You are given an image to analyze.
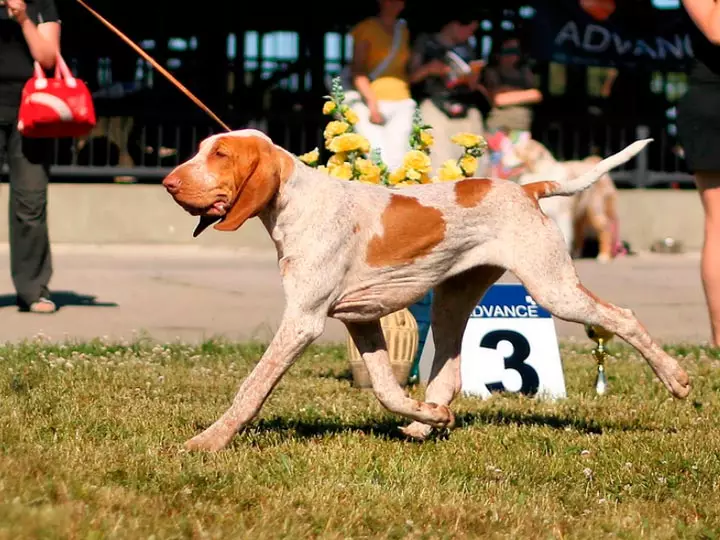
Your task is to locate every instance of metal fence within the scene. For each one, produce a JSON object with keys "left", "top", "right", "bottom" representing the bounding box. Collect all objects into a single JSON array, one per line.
[{"left": 1, "top": 109, "right": 694, "bottom": 188}]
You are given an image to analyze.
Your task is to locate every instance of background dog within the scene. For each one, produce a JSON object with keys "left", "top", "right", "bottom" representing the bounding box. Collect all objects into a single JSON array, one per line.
[{"left": 502, "top": 138, "right": 621, "bottom": 263}]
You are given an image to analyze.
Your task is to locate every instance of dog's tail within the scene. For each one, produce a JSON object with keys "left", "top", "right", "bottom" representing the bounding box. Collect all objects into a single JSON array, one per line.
[{"left": 522, "top": 138, "right": 652, "bottom": 201}]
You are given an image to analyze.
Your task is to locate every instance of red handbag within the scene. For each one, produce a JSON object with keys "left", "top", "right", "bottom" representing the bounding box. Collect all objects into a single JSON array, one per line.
[{"left": 17, "top": 54, "right": 96, "bottom": 139}]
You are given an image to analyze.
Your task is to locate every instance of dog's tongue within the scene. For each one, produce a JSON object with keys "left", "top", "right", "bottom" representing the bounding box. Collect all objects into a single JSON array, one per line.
[{"left": 193, "top": 215, "right": 222, "bottom": 237}]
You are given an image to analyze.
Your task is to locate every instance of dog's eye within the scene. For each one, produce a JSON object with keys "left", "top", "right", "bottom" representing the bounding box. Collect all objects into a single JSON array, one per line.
[{"left": 213, "top": 148, "right": 229, "bottom": 159}]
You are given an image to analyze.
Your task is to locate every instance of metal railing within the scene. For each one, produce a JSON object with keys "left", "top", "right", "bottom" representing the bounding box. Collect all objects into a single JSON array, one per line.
[
  {"left": 532, "top": 114, "right": 693, "bottom": 188},
  {"left": 1, "top": 109, "right": 694, "bottom": 188}
]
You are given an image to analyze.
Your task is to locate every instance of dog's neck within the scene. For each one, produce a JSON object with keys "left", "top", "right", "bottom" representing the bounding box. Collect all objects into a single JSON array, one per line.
[{"left": 258, "top": 159, "right": 348, "bottom": 260}]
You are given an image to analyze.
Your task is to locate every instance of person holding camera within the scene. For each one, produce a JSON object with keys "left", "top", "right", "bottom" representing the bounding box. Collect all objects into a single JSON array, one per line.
[
  {"left": 410, "top": 15, "right": 490, "bottom": 175},
  {"left": 0, "top": 0, "right": 60, "bottom": 313}
]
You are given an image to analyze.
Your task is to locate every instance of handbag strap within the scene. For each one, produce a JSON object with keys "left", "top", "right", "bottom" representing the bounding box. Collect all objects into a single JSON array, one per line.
[
  {"left": 32, "top": 52, "right": 77, "bottom": 90},
  {"left": 53, "top": 54, "right": 78, "bottom": 88},
  {"left": 368, "top": 18, "right": 406, "bottom": 81}
]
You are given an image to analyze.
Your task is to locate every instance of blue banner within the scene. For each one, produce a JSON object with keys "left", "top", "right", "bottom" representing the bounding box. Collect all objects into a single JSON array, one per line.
[{"left": 531, "top": 0, "right": 695, "bottom": 69}]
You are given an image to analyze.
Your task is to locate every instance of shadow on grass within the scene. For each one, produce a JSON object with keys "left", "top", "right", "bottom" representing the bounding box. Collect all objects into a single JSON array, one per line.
[
  {"left": 202, "top": 407, "right": 667, "bottom": 447},
  {"left": 455, "top": 409, "right": 645, "bottom": 435}
]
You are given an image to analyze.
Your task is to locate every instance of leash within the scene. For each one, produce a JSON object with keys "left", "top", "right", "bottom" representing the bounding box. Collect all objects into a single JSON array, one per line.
[{"left": 75, "top": 0, "right": 232, "bottom": 133}]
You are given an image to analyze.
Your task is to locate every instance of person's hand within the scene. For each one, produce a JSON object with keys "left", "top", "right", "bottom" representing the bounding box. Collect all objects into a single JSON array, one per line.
[
  {"left": 426, "top": 59, "right": 451, "bottom": 77},
  {"left": 469, "top": 59, "right": 486, "bottom": 73},
  {"left": 368, "top": 102, "right": 385, "bottom": 125},
  {"left": 6, "top": 0, "right": 29, "bottom": 24}
]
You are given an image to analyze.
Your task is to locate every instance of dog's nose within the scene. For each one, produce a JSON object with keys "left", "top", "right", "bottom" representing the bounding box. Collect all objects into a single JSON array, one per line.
[{"left": 163, "top": 175, "right": 181, "bottom": 193}]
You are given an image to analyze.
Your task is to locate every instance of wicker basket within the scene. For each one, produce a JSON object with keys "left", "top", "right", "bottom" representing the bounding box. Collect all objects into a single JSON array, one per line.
[{"left": 346, "top": 308, "right": 419, "bottom": 388}]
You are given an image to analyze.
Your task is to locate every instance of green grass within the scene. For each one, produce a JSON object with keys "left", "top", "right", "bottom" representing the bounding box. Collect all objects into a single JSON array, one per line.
[{"left": 1, "top": 338, "right": 720, "bottom": 539}]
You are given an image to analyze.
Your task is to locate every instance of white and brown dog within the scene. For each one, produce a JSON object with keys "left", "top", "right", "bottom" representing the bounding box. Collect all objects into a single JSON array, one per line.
[
  {"left": 161, "top": 129, "right": 689, "bottom": 452},
  {"left": 502, "top": 136, "right": 621, "bottom": 263}
]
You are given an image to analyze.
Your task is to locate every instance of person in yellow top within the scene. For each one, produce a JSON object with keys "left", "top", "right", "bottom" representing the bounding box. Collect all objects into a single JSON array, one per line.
[{"left": 345, "top": 0, "right": 449, "bottom": 170}]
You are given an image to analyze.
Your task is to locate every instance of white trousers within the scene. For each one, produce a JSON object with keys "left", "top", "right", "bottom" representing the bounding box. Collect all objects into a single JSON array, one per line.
[
  {"left": 419, "top": 99, "right": 490, "bottom": 177},
  {"left": 348, "top": 95, "right": 416, "bottom": 172}
]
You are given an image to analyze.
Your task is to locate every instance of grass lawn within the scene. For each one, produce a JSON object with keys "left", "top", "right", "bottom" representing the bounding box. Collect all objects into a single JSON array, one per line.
[{"left": 1, "top": 338, "right": 720, "bottom": 539}]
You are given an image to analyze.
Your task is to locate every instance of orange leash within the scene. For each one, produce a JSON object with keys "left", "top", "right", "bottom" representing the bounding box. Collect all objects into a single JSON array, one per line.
[{"left": 75, "top": 0, "right": 232, "bottom": 133}]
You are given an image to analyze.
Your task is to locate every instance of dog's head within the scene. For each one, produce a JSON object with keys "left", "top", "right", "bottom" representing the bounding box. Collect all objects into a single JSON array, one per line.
[
  {"left": 162, "top": 130, "right": 294, "bottom": 237},
  {"left": 501, "top": 136, "right": 556, "bottom": 173}
]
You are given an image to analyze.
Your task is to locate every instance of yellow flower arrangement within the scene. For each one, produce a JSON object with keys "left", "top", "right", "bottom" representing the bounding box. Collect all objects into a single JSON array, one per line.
[
  {"left": 298, "top": 147, "right": 319, "bottom": 167},
  {"left": 299, "top": 78, "right": 387, "bottom": 184},
  {"left": 386, "top": 109, "right": 435, "bottom": 186},
  {"left": 300, "top": 76, "right": 488, "bottom": 187}
]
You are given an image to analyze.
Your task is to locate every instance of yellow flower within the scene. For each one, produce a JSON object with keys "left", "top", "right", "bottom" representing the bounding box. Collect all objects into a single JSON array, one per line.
[
  {"left": 317, "top": 165, "right": 329, "bottom": 173},
  {"left": 388, "top": 167, "right": 407, "bottom": 185},
  {"left": 323, "top": 101, "right": 336, "bottom": 115},
  {"left": 328, "top": 162, "right": 354, "bottom": 180},
  {"left": 298, "top": 148, "right": 319, "bottom": 165},
  {"left": 324, "top": 120, "right": 350, "bottom": 140},
  {"left": 327, "top": 152, "right": 348, "bottom": 167},
  {"left": 406, "top": 168, "right": 422, "bottom": 181},
  {"left": 402, "top": 150, "right": 432, "bottom": 174},
  {"left": 420, "top": 131, "right": 434, "bottom": 148},
  {"left": 343, "top": 108, "right": 359, "bottom": 125},
  {"left": 419, "top": 173, "right": 432, "bottom": 184},
  {"left": 327, "top": 133, "right": 370, "bottom": 154},
  {"left": 451, "top": 132, "right": 484, "bottom": 148},
  {"left": 354, "top": 158, "right": 381, "bottom": 184},
  {"left": 438, "top": 159, "right": 464, "bottom": 181},
  {"left": 460, "top": 155, "right": 478, "bottom": 176}
]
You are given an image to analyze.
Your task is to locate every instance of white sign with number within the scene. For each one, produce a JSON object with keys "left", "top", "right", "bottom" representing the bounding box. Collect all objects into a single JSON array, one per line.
[
  {"left": 418, "top": 284, "right": 566, "bottom": 401},
  {"left": 460, "top": 283, "right": 566, "bottom": 401}
]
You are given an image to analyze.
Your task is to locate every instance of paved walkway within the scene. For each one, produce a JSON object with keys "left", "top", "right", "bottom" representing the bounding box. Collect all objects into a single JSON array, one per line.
[{"left": 0, "top": 244, "right": 710, "bottom": 346}]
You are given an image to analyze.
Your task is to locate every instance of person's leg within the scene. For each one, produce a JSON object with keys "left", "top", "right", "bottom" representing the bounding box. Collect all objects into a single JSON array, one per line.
[
  {"left": 380, "top": 99, "right": 416, "bottom": 172},
  {"left": 348, "top": 99, "right": 386, "bottom": 164},
  {"left": 0, "top": 124, "right": 8, "bottom": 177},
  {"left": 696, "top": 172, "right": 720, "bottom": 345},
  {"left": 8, "top": 127, "right": 54, "bottom": 313}
]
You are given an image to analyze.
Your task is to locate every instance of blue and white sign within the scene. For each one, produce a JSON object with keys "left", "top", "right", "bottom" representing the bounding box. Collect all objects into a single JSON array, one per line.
[{"left": 418, "top": 283, "right": 566, "bottom": 401}]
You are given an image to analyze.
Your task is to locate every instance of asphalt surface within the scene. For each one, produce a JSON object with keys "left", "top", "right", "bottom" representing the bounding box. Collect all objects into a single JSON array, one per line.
[{"left": 0, "top": 244, "right": 710, "bottom": 346}]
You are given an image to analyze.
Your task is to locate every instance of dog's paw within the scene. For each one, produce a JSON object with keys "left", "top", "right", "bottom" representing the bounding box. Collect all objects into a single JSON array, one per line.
[
  {"left": 427, "top": 403, "right": 456, "bottom": 429},
  {"left": 663, "top": 365, "right": 691, "bottom": 400},
  {"left": 183, "top": 431, "right": 232, "bottom": 452},
  {"left": 399, "top": 421, "right": 433, "bottom": 440}
]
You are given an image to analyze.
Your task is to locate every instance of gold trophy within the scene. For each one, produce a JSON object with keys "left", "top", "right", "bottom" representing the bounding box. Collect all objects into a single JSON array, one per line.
[{"left": 584, "top": 324, "right": 615, "bottom": 395}]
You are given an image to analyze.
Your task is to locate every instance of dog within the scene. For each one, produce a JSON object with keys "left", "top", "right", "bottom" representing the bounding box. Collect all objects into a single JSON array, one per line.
[
  {"left": 502, "top": 137, "right": 621, "bottom": 262},
  {"left": 161, "top": 129, "right": 690, "bottom": 451}
]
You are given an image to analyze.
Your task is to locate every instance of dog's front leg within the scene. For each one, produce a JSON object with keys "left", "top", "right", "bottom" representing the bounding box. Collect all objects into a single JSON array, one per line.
[{"left": 184, "top": 311, "right": 325, "bottom": 452}]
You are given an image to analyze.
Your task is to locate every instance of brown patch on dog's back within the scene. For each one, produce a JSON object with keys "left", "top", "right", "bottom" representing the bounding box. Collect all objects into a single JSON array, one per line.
[
  {"left": 454, "top": 178, "right": 493, "bottom": 208},
  {"left": 366, "top": 194, "right": 446, "bottom": 267}
]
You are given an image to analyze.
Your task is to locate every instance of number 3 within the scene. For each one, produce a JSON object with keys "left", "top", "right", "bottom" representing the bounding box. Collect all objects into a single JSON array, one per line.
[{"left": 481, "top": 330, "right": 540, "bottom": 395}]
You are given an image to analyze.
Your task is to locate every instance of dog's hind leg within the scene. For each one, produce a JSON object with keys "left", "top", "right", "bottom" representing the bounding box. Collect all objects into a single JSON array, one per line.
[
  {"left": 400, "top": 265, "right": 506, "bottom": 440},
  {"left": 346, "top": 320, "right": 457, "bottom": 429},
  {"left": 506, "top": 230, "right": 690, "bottom": 399}
]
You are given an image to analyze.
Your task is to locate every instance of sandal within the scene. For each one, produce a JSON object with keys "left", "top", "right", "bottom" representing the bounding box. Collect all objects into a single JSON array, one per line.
[{"left": 28, "top": 297, "right": 57, "bottom": 314}]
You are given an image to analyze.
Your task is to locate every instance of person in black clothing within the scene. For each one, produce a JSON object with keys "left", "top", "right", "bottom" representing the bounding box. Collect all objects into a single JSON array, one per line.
[
  {"left": 0, "top": 0, "right": 60, "bottom": 313},
  {"left": 677, "top": 0, "right": 720, "bottom": 345},
  {"left": 409, "top": 16, "right": 490, "bottom": 175}
]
